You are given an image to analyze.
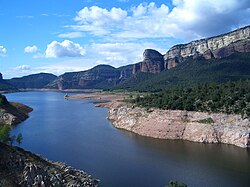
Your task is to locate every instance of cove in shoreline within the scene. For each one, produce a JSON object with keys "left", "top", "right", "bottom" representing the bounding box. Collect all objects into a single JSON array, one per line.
[{"left": 68, "top": 93, "right": 250, "bottom": 148}]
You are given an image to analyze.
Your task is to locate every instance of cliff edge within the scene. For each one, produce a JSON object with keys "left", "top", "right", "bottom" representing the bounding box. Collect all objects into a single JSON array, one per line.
[
  {"left": 133, "top": 25, "right": 250, "bottom": 73},
  {"left": 101, "top": 101, "right": 250, "bottom": 148}
]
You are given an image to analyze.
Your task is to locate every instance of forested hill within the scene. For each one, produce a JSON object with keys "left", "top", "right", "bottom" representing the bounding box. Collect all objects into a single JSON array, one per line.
[
  {"left": 0, "top": 73, "right": 17, "bottom": 91},
  {"left": 114, "top": 52, "right": 250, "bottom": 92},
  {"left": 131, "top": 80, "right": 250, "bottom": 118},
  {"left": 7, "top": 73, "right": 57, "bottom": 89}
]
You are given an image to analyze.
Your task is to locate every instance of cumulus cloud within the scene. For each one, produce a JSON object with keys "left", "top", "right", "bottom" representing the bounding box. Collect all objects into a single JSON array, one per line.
[
  {"left": 91, "top": 42, "right": 164, "bottom": 67},
  {"left": 68, "top": 0, "right": 250, "bottom": 41},
  {"left": 0, "top": 46, "right": 7, "bottom": 57},
  {"left": 72, "top": 6, "right": 127, "bottom": 35},
  {"left": 45, "top": 40, "right": 85, "bottom": 58},
  {"left": 24, "top": 45, "right": 38, "bottom": 53}
]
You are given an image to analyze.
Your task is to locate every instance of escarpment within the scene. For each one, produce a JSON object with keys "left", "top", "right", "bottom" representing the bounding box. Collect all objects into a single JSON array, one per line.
[
  {"left": 132, "top": 49, "right": 164, "bottom": 74},
  {"left": 133, "top": 26, "right": 250, "bottom": 73}
]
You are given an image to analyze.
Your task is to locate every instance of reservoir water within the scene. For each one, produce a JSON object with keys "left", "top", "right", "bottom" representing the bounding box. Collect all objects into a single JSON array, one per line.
[{"left": 7, "top": 92, "right": 250, "bottom": 187}]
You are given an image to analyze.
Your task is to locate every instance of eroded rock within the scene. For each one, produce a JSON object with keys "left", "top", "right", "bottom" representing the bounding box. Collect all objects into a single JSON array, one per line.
[{"left": 106, "top": 102, "right": 250, "bottom": 148}]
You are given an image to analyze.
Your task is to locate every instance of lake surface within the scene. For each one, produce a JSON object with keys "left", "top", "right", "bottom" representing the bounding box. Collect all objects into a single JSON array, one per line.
[{"left": 7, "top": 92, "right": 250, "bottom": 187}]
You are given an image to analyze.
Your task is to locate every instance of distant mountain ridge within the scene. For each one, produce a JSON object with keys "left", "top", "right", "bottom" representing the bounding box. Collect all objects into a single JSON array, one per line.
[
  {"left": 47, "top": 64, "right": 133, "bottom": 90},
  {"left": 1, "top": 25, "right": 250, "bottom": 91},
  {"left": 7, "top": 73, "right": 57, "bottom": 89},
  {"left": 0, "top": 73, "right": 17, "bottom": 91}
]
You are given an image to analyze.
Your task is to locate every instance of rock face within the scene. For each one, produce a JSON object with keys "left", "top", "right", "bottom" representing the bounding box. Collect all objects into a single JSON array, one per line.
[
  {"left": 48, "top": 64, "right": 133, "bottom": 90},
  {"left": 133, "top": 49, "right": 164, "bottom": 74},
  {"left": 0, "top": 142, "right": 99, "bottom": 187},
  {"left": 106, "top": 102, "right": 250, "bottom": 148},
  {"left": 0, "top": 73, "right": 2, "bottom": 80},
  {"left": 7, "top": 73, "right": 57, "bottom": 89},
  {"left": 133, "top": 25, "right": 250, "bottom": 73}
]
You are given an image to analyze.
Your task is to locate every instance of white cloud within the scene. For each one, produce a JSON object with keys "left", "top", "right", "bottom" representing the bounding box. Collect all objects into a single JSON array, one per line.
[
  {"left": 24, "top": 45, "right": 38, "bottom": 53},
  {"left": 45, "top": 40, "right": 85, "bottom": 58},
  {"left": 72, "top": 6, "right": 127, "bottom": 36},
  {"left": 91, "top": 42, "right": 164, "bottom": 67},
  {"left": 68, "top": 0, "right": 250, "bottom": 41},
  {"left": 15, "top": 65, "right": 31, "bottom": 70},
  {"left": 0, "top": 46, "right": 7, "bottom": 57},
  {"left": 58, "top": 32, "right": 84, "bottom": 38},
  {"left": 3, "top": 59, "right": 95, "bottom": 79}
]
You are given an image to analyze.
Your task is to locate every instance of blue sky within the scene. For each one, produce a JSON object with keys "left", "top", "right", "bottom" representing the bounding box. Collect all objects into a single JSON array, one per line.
[{"left": 1, "top": 0, "right": 250, "bottom": 78}]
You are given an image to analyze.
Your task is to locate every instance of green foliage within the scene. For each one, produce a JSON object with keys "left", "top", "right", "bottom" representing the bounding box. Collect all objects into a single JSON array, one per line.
[
  {"left": 0, "top": 94, "right": 8, "bottom": 105},
  {"left": 0, "top": 125, "right": 11, "bottom": 143},
  {"left": 0, "top": 125, "right": 23, "bottom": 145},
  {"left": 196, "top": 118, "right": 214, "bottom": 124},
  {"left": 131, "top": 80, "right": 250, "bottom": 118},
  {"left": 166, "top": 181, "right": 188, "bottom": 187},
  {"left": 16, "top": 133, "right": 23, "bottom": 145},
  {"left": 114, "top": 52, "right": 250, "bottom": 92}
]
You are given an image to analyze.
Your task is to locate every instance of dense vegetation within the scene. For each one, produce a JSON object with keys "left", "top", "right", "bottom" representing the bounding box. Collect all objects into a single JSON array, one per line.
[
  {"left": 131, "top": 80, "right": 250, "bottom": 118},
  {"left": 7, "top": 73, "right": 57, "bottom": 89},
  {"left": 115, "top": 52, "right": 250, "bottom": 92},
  {"left": 0, "top": 125, "right": 22, "bottom": 145},
  {"left": 0, "top": 94, "right": 8, "bottom": 105},
  {"left": 0, "top": 80, "right": 17, "bottom": 91}
]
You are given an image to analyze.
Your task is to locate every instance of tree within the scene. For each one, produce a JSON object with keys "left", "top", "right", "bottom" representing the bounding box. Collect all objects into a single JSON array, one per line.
[
  {"left": 16, "top": 133, "right": 23, "bottom": 145},
  {"left": 0, "top": 94, "right": 8, "bottom": 106},
  {"left": 166, "top": 181, "right": 187, "bottom": 187},
  {"left": 0, "top": 125, "right": 11, "bottom": 143},
  {"left": 0, "top": 125, "right": 23, "bottom": 145}
]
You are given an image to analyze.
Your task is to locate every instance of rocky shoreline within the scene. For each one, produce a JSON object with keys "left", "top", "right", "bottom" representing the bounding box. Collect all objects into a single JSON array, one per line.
[
  {"left": 0, "top": 102, "right": 33, "bottom": 126},
  {"left": 87, "top": 95, "right": 250, "bottom": 148},
  {"left": 1, "top": 98, "right": 99, "bottom": 187},
  {"left": 0, "top": 142, "right": 99, "bottom": 187}
]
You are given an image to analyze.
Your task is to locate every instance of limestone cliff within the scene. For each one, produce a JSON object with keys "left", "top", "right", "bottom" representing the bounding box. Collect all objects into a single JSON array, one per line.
[
  {"left": 133, "top": 25, "right": 250, "bottom": 73},
  {"left": 133, "top": 49, "right": 164, "bottom": 74},
  {"left": 104, "top": 102, "right": 250, "bottom": 148},
  {"left": 164, "top": 26, "right": 250, "bottom": 69}
]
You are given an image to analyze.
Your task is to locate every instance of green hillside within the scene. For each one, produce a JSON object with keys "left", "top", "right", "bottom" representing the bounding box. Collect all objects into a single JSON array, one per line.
[
  {"left": 114, "top": 52, "right": 250, "bottom": 92},
  {"left": 7, "top": 73, "right": 57, "bottom": 89}
]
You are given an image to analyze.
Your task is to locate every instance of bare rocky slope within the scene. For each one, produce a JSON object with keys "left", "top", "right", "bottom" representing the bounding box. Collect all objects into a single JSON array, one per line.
[
  {"left": 100, "top": 101, "right": 250, "bottom": 148},
  {"left": 0, "top": 102, "right": 33, "bottom": 126},
  {"left": 0, "top": 142, "right": 99, "bottom": 187}
]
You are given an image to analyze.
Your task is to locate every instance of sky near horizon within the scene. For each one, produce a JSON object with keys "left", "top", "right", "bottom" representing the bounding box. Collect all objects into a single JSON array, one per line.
[{"left": 1, "top": 0, "right": 250, "bottom": 79}]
